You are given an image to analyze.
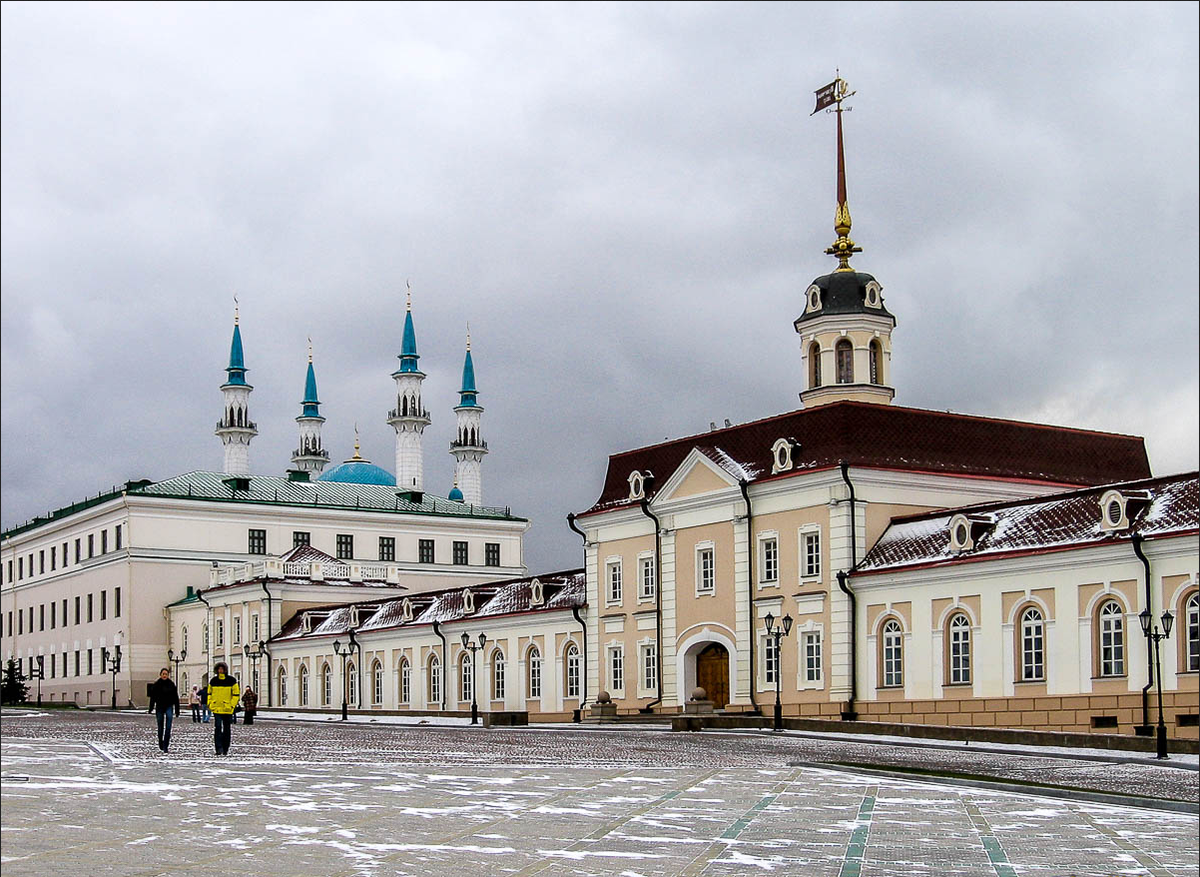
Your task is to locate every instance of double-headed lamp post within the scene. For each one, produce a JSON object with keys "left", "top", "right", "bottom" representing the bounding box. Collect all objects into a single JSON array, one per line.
[
  {"left": 31, "top": 655, "right": 45, "bottom": 707},
  {"left": 167, "top": 648, "right": 187, "bottom": 685},
  {"left": 101, "top": 645, "right": 122, "bottom": 710},
  {"left": 460, "top": 632, "right": 487, "bottom": 725},
  {"left": 332, "top": 639, "right": 351, "bottom": 721},
  {"left": 763, "top": 612, "right": 793, "bottom": 732},
  {"left": 243, "top": 640, "right": 266, "bottom": 692},
  {"left": 1138, "top": 607, "right": 1175, "bottom": 759}
]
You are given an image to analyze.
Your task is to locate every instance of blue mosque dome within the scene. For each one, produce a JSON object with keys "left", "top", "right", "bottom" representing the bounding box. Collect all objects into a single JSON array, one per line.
[
  {"left": 448, "top": 483, "right": 464, "bottom": 501},
  {"left": 317, "top": 433, "right": 396, "bottom": 486}
]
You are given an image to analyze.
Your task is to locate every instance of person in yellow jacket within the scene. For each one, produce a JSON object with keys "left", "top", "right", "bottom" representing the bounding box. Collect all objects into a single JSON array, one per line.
[{"left": 207, "top": 662, "right": 241, "bottom": 755}]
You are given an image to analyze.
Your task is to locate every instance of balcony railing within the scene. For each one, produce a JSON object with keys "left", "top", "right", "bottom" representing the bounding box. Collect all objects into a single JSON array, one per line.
[{"left": 449, "top": 439, "right": 488, "bottom": 450}]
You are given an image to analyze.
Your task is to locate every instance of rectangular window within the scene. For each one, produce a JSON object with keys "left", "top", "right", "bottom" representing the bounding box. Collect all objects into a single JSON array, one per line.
[
  {"left": 100, "top": 591, "right": 107, "bottom": 621},
  {"left": 763, "top": 635, "right": 779, "bottom": 684},
  {"left": 51, "top": 546, "right": 56, "bottom": 571},
  {"left": 336, "top": 534, "right": 354, "bottom": 560},
  {"left": 6, "top": 560, "right": 11, "bottom": 582},
  {"left": 233, "top": 616, "right": 241, "bottom": 644},
  {"left": 638, "top": 556, "right": 656, "bottom": 600},
  {"left": 606, "top": 560, "right": 623, "bottom": 604},
  {"left": 39, "top": 604, "right": 45, "bottom": 631},
  {"left": 6, "top": 611, "right": 11, "bottom": 637},
  {"left": 50, "top": 655, "right": 55, "bottom": 679},
  {"left": 74, "top": 596, "right": 81, "bottom": 625},
  {"left": 378, "top": 537, "right": 395, "bottom": 562},
  {"left": 485, "top": 542, "right": 501, "bottom": 567},
  {"left": 50, "top": 602, "right": 56, "bottom": 629},
  {"left": 696, "top": 546, "right": 715, "bottom": 595},
  {"left": 247, "top": 529, "right": 267, "bottom": 555},
  {"left": 17, "top": 557, "right": 22, "bottom": 580},
  {"left": 101, "top": 530, "right": 108, "bottom": 554},
  {"left": 804, "top": 632, "right": 823, "bottom": 683},
  {"left": 87, "top": 594, "right": 94, "bottom": 623},
  {"left": 75, "top": 538, "right": 81, "bottom": 563},
  {"left": 641, "top": 643, "right": 658, "bottom": 691},
  {"left": 61, "top": 653, "right": 67, "bottom": 677},
  {"left": 39, "top": 550, "right": 45, "bottom": 574},
  {"left": 216, "top": 618, "right": 224, "bottom": 646},
  {"left": 453, "top": 541, "right": 469, "bottom": 565},
  {"left": 115, "top": 525, "right": 122, "bottom": 551},
  {"left": 88, "top": 534, "right": 94, "bottom": 558},
  {"left": 62, "top": 598, "right": 67, "bottom": 625},
  {"left": 87, "top": 649, "right": 94, "bottom": 676},
  {"left": 114, "top": 588, "right": 121, "bottom": 619},
  {"left": 74, "top": 651, "right": 80, "bottom": 677},
  {"left": 803, "top": 531, "right": 821, "bottom": 579},
  {"left": 18, "top": 609, "right": 23, "bottom": 635},
  {"left": 418, "top": 539, "right": 435, "bottom": 564},
  {"left": 62, "top": 542, "right": 68, "bottom": 566},
  {"left": 293, "top": 531, "right": 311, "bottom": 548},
  {"left": 609, "top": 646, "right": 625, "bottom": 693},
  {"left": 760, "top": 537, "right": 779, "bottom": 584},
  {"left": 252, "top": 614, "right": 259, "bottom": 642}
]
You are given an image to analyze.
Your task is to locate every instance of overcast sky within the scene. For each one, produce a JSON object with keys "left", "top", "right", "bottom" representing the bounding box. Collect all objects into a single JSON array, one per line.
[{"left": 3, "top": 2, "right": 1197, "bottom": 572}]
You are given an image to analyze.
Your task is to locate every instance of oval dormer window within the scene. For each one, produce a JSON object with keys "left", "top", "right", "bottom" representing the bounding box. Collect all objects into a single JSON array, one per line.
[
  {"left": 401, "top": 598, "right": 413, "bottom": 622},
  {"left": 864, "top": 281, "right": 882, "bottom": 308},
  {"left": 771, "top": 437, "right": 795, "bottom": 475},
  {"left": 954, "top": 523, "right": 969, "bottom": 546},
  {"left": 807, "top": 285, "right": 822, "bottom": 313},
  {"left": 1106, "top": 498, "right": 1123, "bottom": 528},
  {"left": 531, "top": 578, "right": 544, "bottom": 606},
  {"left": 628, "top": 471, "right": 646, "bottom": 501},
  {"left": 462, "top": 589, "right": 475, "bottom": 614}
]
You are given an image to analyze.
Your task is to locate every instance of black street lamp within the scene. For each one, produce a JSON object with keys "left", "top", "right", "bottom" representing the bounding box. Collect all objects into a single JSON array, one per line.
[
  {"left": 763, "top": 612, "right": 793, "bottom": 732},
  {"left": 459, "top": 631, "right": 488, "bottom": 725},
  {"left": 30, "top": 655, "right": 45, "bottom": 707},
  {"left": 1139, "top": 607, "right": 1175, "bottom": 759},
  {"left": 101, "top": 645, "right": 122, "bottom": 710},
  {"left": 243, "top": 641, "right": 265, "bottom": 693},
  {"left": 332, "top": 639, "right": 351, "bottom": 721},
  {"left": 167, "top": 648, "right": 187, "bottom": 685}
]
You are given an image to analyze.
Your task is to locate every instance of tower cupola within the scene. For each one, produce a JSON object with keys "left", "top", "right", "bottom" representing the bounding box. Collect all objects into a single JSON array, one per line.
[
  {"left": 450, "top": 327, "right": 487, "bottom": 505},
  {"left": 215, "top": 300, "right": 258, "bottom": 475},
  {"left": 387, "top": 285, "right": 431, "bottom": 490},
  {"left": 292, "top": 338, "right": 330, "bottom": 475}
]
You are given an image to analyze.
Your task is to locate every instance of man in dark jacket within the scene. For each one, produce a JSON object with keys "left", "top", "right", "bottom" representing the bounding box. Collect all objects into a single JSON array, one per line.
[{"left": 147, "top": 668, "right": 181, "bottom": 752}]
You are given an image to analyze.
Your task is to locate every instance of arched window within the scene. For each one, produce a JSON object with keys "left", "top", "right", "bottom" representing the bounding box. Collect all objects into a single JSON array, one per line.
[
  {"left": 181, "top": 671, "right": 189, "bottom": 694},
  {"left": 1098, "top": 600, "right": 1125, "bottom": 677},
  {"left": 1020, "top": 608, "right": 1045, "bottom": 681},
  {"left": 565, "top": 643, "right": 581, "bottom": 699},
  {"left": 298, "top": 664, "right": 309, "bottom": 706},
  {"left": 202, "top": 622, "right": 209, "bottom": 651},
  {"left": 809, "top": 342, "right": 822, "bottom": 388},
  {"left": 278, "top": 666, "right": 288, "bottom": 706},
  {"left": 428, "top": 654, "right": 441, "bottom": 706},
  {"left": 181, "top": 625, "right": 189, "bottom": 653},
  {"left": 528, "top": 646, "right": 542, "bottom": 699},
  {"left": 399, "top": 658, "right": 411, "bottom": 704},
  {"left": 869, "top": 340, "right": 883, "bottom": 385},
  {"left": 948, "top": 613, "right": 971, "bottom": 685},
  {"left": 460, "top": 654, "right": 473, "bottom": 703},
  {"left": 347, "top": 661, "right": 358, "bottom": 707},
  {"left": 835, "top": 339, "right": 853, "bottom": 384},
  {"left": 491, "top": 649, "right": 506, "bottom": 701},
  {"left": 1185, "top": 592, "right": 1200, "bottom": 673},
  {"left": 371, "top": 659, "right": 383, "bottom": 706},
  {"left": 881, "top": 619, "right": 903, "bottom": 687},
  {"left": 321, "top": 662, "right": 332, "bottom": 706}
]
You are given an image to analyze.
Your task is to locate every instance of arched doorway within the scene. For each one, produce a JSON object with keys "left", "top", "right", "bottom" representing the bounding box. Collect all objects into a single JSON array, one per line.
[{"left": 696, "top": 643, "right": 730, "bottom": 708}]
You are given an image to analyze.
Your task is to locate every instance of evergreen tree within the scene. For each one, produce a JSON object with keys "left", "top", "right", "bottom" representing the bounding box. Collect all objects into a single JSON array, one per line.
[{"left": 1, "top": 658, "right": 29, "bottom": 705}]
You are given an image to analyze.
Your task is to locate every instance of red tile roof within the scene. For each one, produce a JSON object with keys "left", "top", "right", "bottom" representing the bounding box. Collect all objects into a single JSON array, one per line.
[{"left": 581, "top": 401, "right": 1151, "bottom": 515}]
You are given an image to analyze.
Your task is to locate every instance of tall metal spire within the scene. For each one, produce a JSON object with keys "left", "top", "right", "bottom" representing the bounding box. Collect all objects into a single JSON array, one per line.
[{"left": 814, "top": 73, "right": 862, "bottom": 272}]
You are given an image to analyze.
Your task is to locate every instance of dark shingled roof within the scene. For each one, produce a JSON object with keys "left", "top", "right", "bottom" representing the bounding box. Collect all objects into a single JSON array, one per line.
[
  {"left": 795, "top": 270, "right": 896, "bottom": 325},
  {"left": 582, "top": 401, "right": 1151, "bottom": 515},
  {"left": 857, "top": 472, "right": 1198, "bottom": 575}
]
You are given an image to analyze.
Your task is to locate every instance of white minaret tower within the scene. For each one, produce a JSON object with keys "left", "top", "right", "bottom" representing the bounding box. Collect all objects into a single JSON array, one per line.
[
  {"left": 387, "top": 288, "right": 430, "bottom": 491},
  {"left": 450, "top": 327, "right": 487, "bottom": 505},
  {"left": 214, "top": 301, "right": 258, "bottom": 476},
  {"left": 291, "top": 338, "right": 329, "bottom": 476}
]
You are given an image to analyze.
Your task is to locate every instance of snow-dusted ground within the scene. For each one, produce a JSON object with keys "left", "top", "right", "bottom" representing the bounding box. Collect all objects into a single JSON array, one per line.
[{"left": 2, "top": 709, "right": 1197, "bottom": 877}]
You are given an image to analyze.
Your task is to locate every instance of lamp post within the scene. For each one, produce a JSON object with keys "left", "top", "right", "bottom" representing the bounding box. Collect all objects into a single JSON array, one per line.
[
  {"left": 459, "top": 632, "right": 487, "bottom": 725},
  {"left": 31, "top": 655, "right": 45, "bottom": 707},
  {"left": 1139, "top": 607, "right": 1175, "bottom": 759},
  {"left": 101, "top": 645, "right": 122, "bottom": 710},
  {"left": 243, "top": 641, "right": 265, "bottom": 693},
  {"left": 763, "top": 612, "right": 793, "bottom": 732},
  {"left": 332, "top": 639, "right": 351, "bottom": 721},
  {"left": 167, "top": 648, "right": 187, "bottom": 685}
]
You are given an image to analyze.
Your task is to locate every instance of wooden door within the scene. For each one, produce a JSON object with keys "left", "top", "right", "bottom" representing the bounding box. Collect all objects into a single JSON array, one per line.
[{"left": 696, "top": 643, "right": 730, "bottom": 709}]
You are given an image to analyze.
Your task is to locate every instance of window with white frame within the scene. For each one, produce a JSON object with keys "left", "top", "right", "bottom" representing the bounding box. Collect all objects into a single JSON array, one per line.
[
  {"left": 638, "top": 555, "right": 656, "bottom": 600},
  {"left": 802, "top": 529, "right": 821, "bottom": 579},
  {"left": 641, "top": 643, "right": 658, "bottom": 691},
  {"left": 606, "top": 559, "right": 623, "bottom": 604},
  {"left": 1098, "top": 600, "right": 1125, "bottom": 677},
  {"left": 215, "top": 619, "right": 224, "bottom": 646},
  {"left": 948, "top": 613, "right": 971, "bottom": 684},
  {"left": 763, "top": 634, "right": 779, "bottom": 685},
  {"left": 252, "top": 614, "right": 260, "bottom": 642},
  {"left": 278, "top": 667, "right": 288, "bottom": 706},
  {"left": 428, "top": 655, "right": 441, "bottom": 705},
  {"left": 372, "top": 660, "right": 383, "bottom": 705},
  {"left": 1020, "top": 607, "right": 1045, "bottom": 681},
  {"left": 565, "top": 644, "right": 581, "bottom": 699},
  {"left": 321, "top": 662, "right": 332, "bottom": 706},
  {"left": 882, "top": 619, "right": 903, "bottom": 687},
  {"left": 760, "top": 536, "right": 779, "bottom": 585},
  {"left": 1187, "top": 592, "right": 1199, "bottom": 672},
  {"left": 528, "top": 647, "right": 542, "bottom": 699},
  {"left": 460, "top": 655, "right": 473, "bottom": 702},
  {"left": 347, "top": 662, "right": 358, "bottom": 706},
  {"left": 609, "top": 645, "right": 624, "bottom": 692},
  {"left": 233, "top": 615, "right": 241, "bottom": 644},
  {"left": 399, "top": 659, "right": 411, "bottom": 704},
  {"left": 492, "top": 650, "right": 506, "bottom": 701},
  {"left": 203, "top": 622, "right": 209, "bottom": 651},
  {"left": 803, "top": 631, "right": 822, "bottom": 683},
  {"left": 696, "top": 545, "right": 715, "bottom": 595},
  {"left": 298, "top": 664, "right": 309, "bottom": 706}
]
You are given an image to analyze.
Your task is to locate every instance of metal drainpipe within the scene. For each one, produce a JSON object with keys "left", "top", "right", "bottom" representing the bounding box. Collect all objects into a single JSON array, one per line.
[
  {"left": 567, "top": 513, "right": 590, "bottom": 722},
  {"left": 838, "top": 462, "right": 859, "bottom": 721},
  {"left": 1132, "top": 533, "right": 1153, "bottom": 733},
  {"left": 432, "top": 620, "right": 448, "bottom": 711},
  {"left": 261, "top": 580, "right": 273, "bottom": 707},
  {"left": 738, "top": 479, "right": 761, "bottom": 715},
  {"left": 260, "top": 641, "right": 272, "bottom": 709},
  {"left": 638, "top": 499, "right": 664, "bottom": 711}
]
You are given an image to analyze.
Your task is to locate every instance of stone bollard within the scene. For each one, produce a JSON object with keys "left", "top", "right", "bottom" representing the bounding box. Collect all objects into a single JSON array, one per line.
[{"left": 587, "top": 690, "right": 619, "bottom": 723}]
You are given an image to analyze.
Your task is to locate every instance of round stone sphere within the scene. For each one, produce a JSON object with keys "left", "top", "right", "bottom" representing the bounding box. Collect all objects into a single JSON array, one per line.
[
  {"left": 596, "top": 690, "right": 612, "bottom": 704},
  {"left": 690, "top": 687, "right": 707, "bottom": 701}
]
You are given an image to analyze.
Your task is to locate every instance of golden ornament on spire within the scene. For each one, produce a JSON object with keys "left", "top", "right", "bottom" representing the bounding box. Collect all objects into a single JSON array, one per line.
[
  {"left": 353, "top": 424, "right": 362, "bottom": 459},
  {"left": 233, "top": 294, "right": 240, "bottom": 324},
  {"left": 466, "top": 322, "right": 471, "bottom": 352},
  {"left": 813, "top": 73, "right": 862, "bottom": 272},
  {"left": 406, "top": 279, "right": 412, "bottom": 311},
  {"left": 307, "top": 336, "right": 313, "bottom": 363}
]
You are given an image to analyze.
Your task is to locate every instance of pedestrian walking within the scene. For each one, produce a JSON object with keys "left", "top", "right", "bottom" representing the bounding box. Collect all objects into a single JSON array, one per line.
[
  {"left": 207, "top": 662, "right": 240, "bottom": 756},
  {"left": 241, "top": 686, "right": 258, "bottom": 725},
  {"left": 189, "top": 686, "right": 202, "bottom": 722},
  {"left": 199, "top": 683, "right": 211, "bottom": 722},
  {"left": 146, "top": 668, "right": 181, "bottom": 752}
]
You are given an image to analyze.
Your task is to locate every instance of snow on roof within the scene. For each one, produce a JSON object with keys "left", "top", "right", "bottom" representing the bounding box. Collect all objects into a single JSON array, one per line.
[{"left": 858, "top": 472, "right": 1198, "bottom": 575}]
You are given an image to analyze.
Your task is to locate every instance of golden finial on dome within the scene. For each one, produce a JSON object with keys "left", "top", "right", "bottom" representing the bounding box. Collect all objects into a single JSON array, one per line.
[
  {"left": 352, "top": 423, "right": 362, "bottom": 459},
  {"left": 233, "top": 294, "right": 240, "bottom": 325},
  {"left": 307, "top": 336, "right": 313, "bottom": 363},
  {"left": 406, "top": 279, "right": 412, "bottom": 311},
  {"left": 813, "top": 72, "right": 862, "bottom": 272}
]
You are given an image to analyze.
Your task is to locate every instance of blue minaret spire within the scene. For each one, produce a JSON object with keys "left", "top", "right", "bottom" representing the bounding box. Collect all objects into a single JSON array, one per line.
[
  {"left": 226, "top": 320, "right": 247, "bottom": 385},
  {"left": 451, "top": 325, "right": 486, "bottom": 504},
  {"left": 302, "top": 357, "right": 321, "bottom": 416},
  {"left": 388, "top": 283, "right": 431, "bottom": 490},
  {"left": 292, "top": 337, "right": 329, "bottom": 476},
  {"left": 397, "top": 293, "right": 420, "bottom": 373},
  {"left": 215, "top": 297, "right": 257, "bottom": 475},
  {"left": 458, "top": 326, "right": 478, "bottom": 407}
]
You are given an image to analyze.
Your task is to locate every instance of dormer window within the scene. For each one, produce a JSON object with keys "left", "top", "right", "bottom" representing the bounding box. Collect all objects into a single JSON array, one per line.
[
  {"left": 462, "top": 589, "right": 475, "bottom": 614},
  {"left": 771, "top": 437, "right": 799, "bottom": 475},
  {"left": 627, "top": 470, "right": 653, "bottom": 501},
  {"left": 401, "top": 598, "right": 413, "bottom": 622},
  {"left": 949, "top": 513, "right": 995, "bottom": 554},
  {"left": 301, "top": 613, "right": 312, "bottom": 633},
  {"left": 349, "top": 608, "right": 359, "bottom": 628},
  {"left": 806, "top": 284, "right": 822, "bottom": 313},
  {"left": 864, "top": 280, "right": 882, "bottom": 309},
  {"left": 530, "top": 578, "right": 544, "bottom": 607},
  {"left": 1099, "top": 489, "right": 1152, "bottom": 532}
]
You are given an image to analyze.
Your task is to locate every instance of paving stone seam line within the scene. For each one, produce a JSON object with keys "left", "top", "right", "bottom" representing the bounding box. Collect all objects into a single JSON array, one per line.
[
  {"left": 837, "top": 784, "right": 878, "bottom": 877},
  {"left": 1070, "top": 804, "right": 1178, "bottom": 877},
  {"left": 963, "top": 800, "right": 1018, "bottom": 877},
  {"left": 678, "top": 768, "right": 805, "bottom": 877}
]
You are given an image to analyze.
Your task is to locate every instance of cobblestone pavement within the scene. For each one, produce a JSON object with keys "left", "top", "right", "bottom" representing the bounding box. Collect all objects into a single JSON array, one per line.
[{"left": 2, "top": 710, "right": 1198, "bottom": 877}]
